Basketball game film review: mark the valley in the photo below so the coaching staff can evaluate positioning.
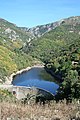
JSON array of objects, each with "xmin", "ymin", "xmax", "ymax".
[{"xmin": 0, "ymin": 16, "xmax": 80, "ymax": 120}]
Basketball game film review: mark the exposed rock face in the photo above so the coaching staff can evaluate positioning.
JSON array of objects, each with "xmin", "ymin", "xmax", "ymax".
[
  {"xmin": 24, "ymin": 16, "xmax": 80, "ymax": 37},
  {"xmin": 0, "ymin": 18, "xmax": 34, "ymax": 42},
  {"xmin": 1, "ymin": 16, "xmax": 80, "ymax": 41}
]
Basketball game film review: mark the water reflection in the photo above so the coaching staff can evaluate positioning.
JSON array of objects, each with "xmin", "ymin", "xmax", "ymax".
[{"xmin": 12, "ymin": 67, "xmax": 59, "ymax": 95}]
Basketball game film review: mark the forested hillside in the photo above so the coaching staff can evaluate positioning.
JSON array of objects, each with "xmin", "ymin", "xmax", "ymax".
[
  {"xmin": 22, "ymin": 16, "xmax": 80, "ymax": 100},
  {"xmin": 0, "ymin": 18, "xmax": 35, "ymax": 82},
  {"xmin": 0, "ymin": 16, "xmax": 80, "ymax": 100}
]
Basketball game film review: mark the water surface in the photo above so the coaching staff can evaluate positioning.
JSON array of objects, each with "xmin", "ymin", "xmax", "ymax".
[{"xmin": 12, "ymin": 67, "xmax": 59, "ymax": 95}]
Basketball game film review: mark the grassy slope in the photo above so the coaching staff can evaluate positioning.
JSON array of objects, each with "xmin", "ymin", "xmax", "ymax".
[
  {"xmin": 0, "ymin": 89, "xmax": 79, "ymax": 120},
  {"xmin": 0, "ymin": 100, "xmax": 79, "ymax": 120}
]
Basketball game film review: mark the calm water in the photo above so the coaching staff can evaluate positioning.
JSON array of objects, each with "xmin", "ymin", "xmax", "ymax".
[{"xmin": 12, "ymin": 67, "xmax": 59, "ymax": 95}]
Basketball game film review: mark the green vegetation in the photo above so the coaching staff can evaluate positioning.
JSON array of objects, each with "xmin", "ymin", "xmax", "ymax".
[
  {"xmin": 0, "ymin": 18, "xmax": 33, "ymax": 43},
  {"xmin": 0, "ymin": 16, "xmax": 80, "ymax": 101},
  {"xmin": 0, "ymin": 16, "xmax": 80, "ymax": 120},
  {"xmin": 0, "ymin": 43, "xmax": 35, "ymax": 82},
  {"xmin": 0, "ymin": 89, "xmax": 16, "ymax": 102},
  {"xmin": 23, "ymin": 20, "xmax": 80, "ymax": 101},
  {"xmin": 0, "ymin": 19, "xmax": 36, "ymax": 82}
]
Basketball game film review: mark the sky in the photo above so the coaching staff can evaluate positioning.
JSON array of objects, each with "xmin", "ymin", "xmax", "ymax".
[{"xmin": 0, "ymin": 0, "xmax": 80, "ymax": 28}]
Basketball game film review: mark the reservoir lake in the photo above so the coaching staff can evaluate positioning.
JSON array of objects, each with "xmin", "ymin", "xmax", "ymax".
[{"xmin": 12, "ymin": 67, "xmax": 59, "ymax": 95}]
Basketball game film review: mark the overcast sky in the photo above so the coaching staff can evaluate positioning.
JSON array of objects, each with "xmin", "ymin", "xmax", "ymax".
[{"xmin": 0, "ymin": 0, "xmax": 80, "ymax": 28}]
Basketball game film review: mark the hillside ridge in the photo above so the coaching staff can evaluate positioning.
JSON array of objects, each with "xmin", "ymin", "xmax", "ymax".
[{"xmin": 0, "ymin": 15, "xmax": 80, "ymax": 83}]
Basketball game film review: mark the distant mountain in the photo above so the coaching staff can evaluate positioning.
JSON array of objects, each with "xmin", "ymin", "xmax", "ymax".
[
  {"xmin": 1, "ymin": 16, "xmax": 80, "ymax": 43},
  {"xmin": 23, "ymin": 16, "xmax": 80, "ymax": 37},
  {"xmin": 0, "ymin": 18, "xmax": 35, "ymax": 49},
  {"xmin": 22, "ymin": 16, "xmax": 80, "ymax": 60}
]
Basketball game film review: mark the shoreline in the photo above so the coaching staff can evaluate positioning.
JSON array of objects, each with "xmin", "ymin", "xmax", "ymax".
[
  {"xmin": 45, "ymin": 67, "xmax": 63, "ymax": 83},
  {"xmin": 5, "ymin": 65, "xmax": 44, "ymax": 85}
]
